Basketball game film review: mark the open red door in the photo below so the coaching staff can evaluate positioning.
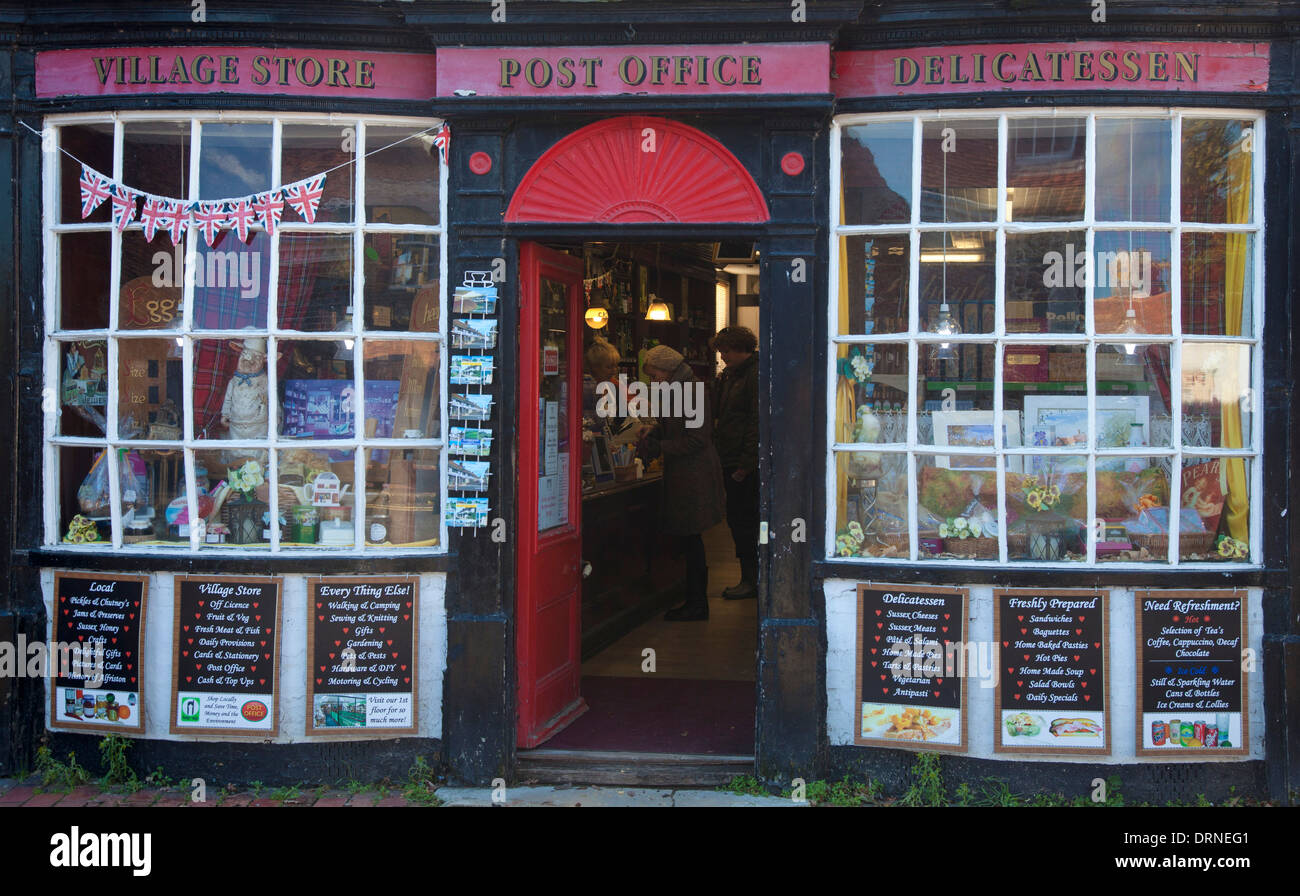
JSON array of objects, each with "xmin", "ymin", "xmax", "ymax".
[{"xmin": 516, "ymin": 243, "xmax": 587, "ymax": 747}]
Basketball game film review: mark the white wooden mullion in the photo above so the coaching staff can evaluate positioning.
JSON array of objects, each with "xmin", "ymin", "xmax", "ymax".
[
  {"xmin": 354, "ymin": 120, "xmax": 369, "ymax": 550},
  {"xmin": 437, "ymin": 122, "xmax": 451, "ymax": 552},
  {"xmin": 1250, "ymin": 114, "xmax": 1265, "ymax": 564}
]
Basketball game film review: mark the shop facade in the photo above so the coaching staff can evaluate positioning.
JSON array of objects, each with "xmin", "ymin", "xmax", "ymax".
[{"xmin": 1, "ymin": 1, "xmax": 1296, "ymax": 801}]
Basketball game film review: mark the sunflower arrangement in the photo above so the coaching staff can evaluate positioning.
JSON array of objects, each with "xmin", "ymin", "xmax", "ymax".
[{"xmin": 1021, "ymin": 476, "xmax": 1061, "ymax": 512}]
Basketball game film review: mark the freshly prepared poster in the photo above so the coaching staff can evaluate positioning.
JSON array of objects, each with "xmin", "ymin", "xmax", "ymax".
[
  {"xmin": 50, "ymin": 572, "xmax": 148, "ymax": 732},
  {"xmin": 1136, "ymin": 589, "xmax": 1247, "ymax": 756},
  {"xmin": 855, "ymin": 583, "xmax": 967, "ymax": 751},
  {"xmin": 994, "ymin": 589, "xmax": 1109, "ymax": 754},
  {"xmin": 171, "ymin": 576, "xmax": 281, "ymax": 735},
  {"xmin": 307, "ymin": 577, "xmax": 418, "ymax": 735}
]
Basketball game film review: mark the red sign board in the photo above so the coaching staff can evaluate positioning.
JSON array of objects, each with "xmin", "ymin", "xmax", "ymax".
[
  {"xmin": 36, "ymin": 46, "xmax": 437, "ymax": 100},
  {"xmin": 437, "ymin": 43, "xmax": 830, "ymax": 97},
  {"xmin": 833, "ymin": 42, "xmax": 1268, "ymax": 97}
]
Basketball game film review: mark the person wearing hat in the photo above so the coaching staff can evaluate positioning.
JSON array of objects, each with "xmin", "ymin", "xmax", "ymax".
[
  {"xmin": 711, "ymin": 326, "xmax": 760, "ymax": 600},
  {"xmin": 638, "ymin": 345, "xmax": 725, "ymax": 621},
  {"xmin": 221, "ymin": 337, "xmax": 270, "ymax": 441}
]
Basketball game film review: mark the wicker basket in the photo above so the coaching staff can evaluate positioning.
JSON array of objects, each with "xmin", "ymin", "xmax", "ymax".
[
  {"xmin": 862, "ymin": 532, "xmax": 909, "ymax": 558},
  {"xmin": 1130, "ymin": 531, "xmax": 1218, "ymax": 559},
  {"xmin": 942, "ymin": 536, "xmax": 999, "ymax": 560}
]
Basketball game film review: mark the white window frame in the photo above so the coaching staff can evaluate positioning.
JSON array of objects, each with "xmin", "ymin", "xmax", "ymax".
[
  {"xmin": 42, "ymin": 111, "xmax": 449, "ymax": 555},
  {"xmin": 827, "ymin": 108, "xmax": 1265, "ymax": 568}
]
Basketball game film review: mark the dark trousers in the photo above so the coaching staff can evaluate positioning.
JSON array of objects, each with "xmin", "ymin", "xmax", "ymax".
[
  {"xmin": 723, "ymin": 467, "xmax": 760, "ymax": 584},
  {"xmin": 680, "ymin": 533, "xmax": 707, "ymax": 607}
]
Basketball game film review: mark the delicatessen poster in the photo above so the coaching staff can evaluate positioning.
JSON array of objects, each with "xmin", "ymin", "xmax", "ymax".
[
  {"xmin": 855, "ymin": 583, "xmax": 967, "ymax": 750},
  {"xmin": 1136, "ymin": 589, "xmax": 1246, "ymax": 756},
  {"xmin": 307, "ymin": 577, "xmax": 418, "ymax": 735},
  {"xmin": 994, "ymin": 589, "xmax": 1109, "ymax": 754},
  {"xmin": 50, "ymin": 572, "xmax": 147, "ymax": 732},
  {"xmin": 171, "ymin": 576, "xmax": 281, "ymax": 735}
]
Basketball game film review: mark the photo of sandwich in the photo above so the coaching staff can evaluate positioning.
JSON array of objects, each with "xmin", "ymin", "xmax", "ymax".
[{"xmin": 1049, "ymin": 717, "xmax": 1102, "ymax": 737}]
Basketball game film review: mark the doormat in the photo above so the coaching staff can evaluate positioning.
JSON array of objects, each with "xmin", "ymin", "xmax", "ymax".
[{"xmin": 540, "ymin": 676, "xmax": 755, "ymax": 755}]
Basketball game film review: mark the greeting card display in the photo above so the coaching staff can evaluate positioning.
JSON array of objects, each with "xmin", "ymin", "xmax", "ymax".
[
  {"xmin": 854, "ymin": 583, "xmax": 968, "ymax": 751},
  {"xmin": 449, "ymin": 393, "xmax": 493, "ymax": 421},
  {"xmin": 1135, "ymin": 589, "xmax": 1246, "ymax": 756},
  {"xmin": 450, "ymin": 355, "xmax": 494, "ymax": 385},
  {"xmin": 171, "ymin": 576, "xmax": 281, "ymax": 735},
  {"xmin": 994, "ymin": 589, "xmax": 1109, "ymax": 754},
  {"xmin": 50, "ymin": 573, "xmax": 148, "ymax": 732},
  {"xmin": 307, "ymin": 577, "xmax": 418, "ymax": 735}
]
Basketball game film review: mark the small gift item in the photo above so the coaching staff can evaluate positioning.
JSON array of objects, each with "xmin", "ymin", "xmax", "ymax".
[{"xmin": 221, "ymin": 338, "xmax": 270, "ymax": 440}]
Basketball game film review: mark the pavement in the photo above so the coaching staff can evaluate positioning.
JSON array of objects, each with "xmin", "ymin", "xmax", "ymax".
[{"xmin": 0, "ymin": 777, "xmax": 803, "ymax": 807}]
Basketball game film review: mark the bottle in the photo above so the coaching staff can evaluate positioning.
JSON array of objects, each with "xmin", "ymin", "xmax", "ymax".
[{"xmin": 367, "ymin": 490, "xmax": 391, "ymax": 544}]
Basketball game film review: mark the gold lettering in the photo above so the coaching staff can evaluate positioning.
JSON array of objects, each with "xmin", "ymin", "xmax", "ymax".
[
  {"xmin": 356, "ymin": 59, "xmax": 375, "ymax": 89},
  {"xmin": 1174, "ymin": 52, "xmax": 1198, "ymax": 82},
  {"xmin": 1097, "ymin": 49, "xmax": 1118, "ymax": 81},
  {"xmin": 712, "ymin": 55, "xmax": 736, "ymax": 86},
  {"xmin": 1019, "ymin": 52, "xmax": 1045, "ymax": 82},
  {"xmin": 924, "ymin": 55, "xmax": 943, "ymax": 85},
  {"xmin": 92, "ymin": 57, "xmax": 114, "ymax": 86},
  {"xmin": 1045, "ymin": 51, "xmax": 1068, "ymax": 81},
  {"xmin": 556, "ymin": 57, "xmax": 576, "ymax": 89},
  {"xmin": 171, "ymin": 55, "xmax": 193, "ymax": 84},
  {"xmin": 193, "ymin": 54, "xmax": 216, "ymax": 85},
  {"xmin": 894, "ymin": 56, "xmax": 919, "ymax": 87},
  {"xmin": 741, "ymin": 55, "xmax": 761, "ymax": 85},
  {"xmin": 580, "ymin": 57, "xmax": 601, "ymax": 87},
  {"xmin": 326, "ymin": 57, "xmax": 350, "ymax": 88},
  {"xmin": 1074, "ymin": 51, "xmax": 1094, "ymax": 81},
  {"xmin": 993, "ymin": 52, "xmax": 1015, "ymax": 83},
  {"xmin": 1148, "ymin": 51, "xmax": 1168, "ymax": 81},
  {"xmin": 296, "ymin": 57, "xmax": 324, "ymax": 87},
  {"xmin": 500, "ymin": 58, "xmax": 521, "ymax": 88},
  {"xmin": 649, "ymin": 55, "xmax": 671, "ymax": 85},
  {"xmin": 619, "ymin": 56, "xmax": 647, "ymax": 86},
  {"xmin": 219, "ymin": 55, "xmax": 239, "ymax": 85},
  {"xmin": 949, "ymin": 55, "xmax": 969, "ymax": 84},
  {"xmin": 1122, "ymin": 51, "xmax": 1141, "ymax": 82}
]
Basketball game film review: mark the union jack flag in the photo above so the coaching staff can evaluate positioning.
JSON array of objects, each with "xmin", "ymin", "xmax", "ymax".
[
  {"xmin": 226, "ymin": 198, "xmax": 256, "ymax": 243},
  {"xmin": 78, "ymin": 165, "xmax": 113, "ymax": 219},
  {"xmin": 284, "ymin": 175, "xmax": 326, "ymax": 224},
  {"xmin": 192, "ymin": 200, "xmax": 228, "ymax": 247},
  {"xmin": 252, "ymin": 190, "xmax": 285, "ymax": 236},
  {"xmin": 432, "ymin": 125, "xmax": 450, "ymax": 164},
  {"xmin": 109, "ymin": 184, "xmax": 139, "ymax": 232},
  {"xmin": 164, "ymin": 200, "xmax": 188, "ymax": 246},
  {"xmin": 138, "ymin": 196, "xmax": 169, "ymax": 243}
]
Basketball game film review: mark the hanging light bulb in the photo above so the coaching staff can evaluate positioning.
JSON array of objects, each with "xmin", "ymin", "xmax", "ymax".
[
  {"xmin": 932, "ymin": 303, "xmax": 960, "ymax": 361},
  {"xmin": 1118, "ymin": 306, "xmax": 1141, "ymax": 362},
  {"xmin": 585, "ymin": 305, "xmax": 609, "ymax": 328},
  {"xmin": 645, "ymin": 295, "xmax": 671, "ymax": 322}
]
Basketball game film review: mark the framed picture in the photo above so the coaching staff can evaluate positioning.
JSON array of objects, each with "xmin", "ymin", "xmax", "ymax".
[
  {"xmin": 1023, "ymin": 396, "xmax": 1150, "ymax": 472},
  {"xmin": 590, "ymin": 434, "xmax": 615, "ymax": 484},
  {"xmin": 933, "ymin": 411, "xmax": 1022, "ymax": 471}
]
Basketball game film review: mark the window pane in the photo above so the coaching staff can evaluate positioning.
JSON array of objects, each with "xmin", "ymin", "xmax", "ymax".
[
  {"xmin": 58, "ymin": 340, "xmax": 108, "ymax": 437},
  {"xmin": 1095, "ymin": 119, "xmax": 1171, "ymax": 222},
  {"xmin": 919, "ymin": 345, "xmax": 994, "ymax": 447},
  {"xmin": 920, "ymin": 119, "xmax": 997, "ymax": 222},
  {"xmin": 1180, "ymin": 119, "xmax": 1254, "ymax": 224},
  {"xmin": 1097, "ymin": 343, "xmax": 1172, "ymax": 448},
  {"xmin": 124, "ymin": 121, "xmax": 189, "ymax": 203},
  {"xmin": 366, "ymin": 448, "xmax": 440, "ymax": 546},
  {"xmin": 1181, "ymin": 344, "xmax": 1252, "ymax": 449},
  {"xmin": 366, "ymin": 126, "xmax": 440, "ymax": 225},
  {"xmin": 834, "ymin": 451, "xmax": 908, "ymax": 559},
  {"xmin": 199, "ymin": 122, "xmax": 272, "ymax": 199},
  {"xmin": 837, "ymin": 234, "xmax": 908, "ymax": 336},
  {"xmin": 1181, "ymin": 232, "xmax": 1253, "ymax": 337},
  {"xmin": 282, "ymin": 124, "xmax": 354, "ymax": 223},
  {"xmin": 280, "ymin": 341, "xmax": 356, "ymax": 439},
  {"xmin": 194, "ymin": 448, "xmax": 270, "ymax": 547},
  {"xmin": 364, "ymin": 234, "xmax": 441, "ymax": 332},
  {"xmin": 1007, "ymin": 458, "xmax": 1087, "ymax": 562},
  {"xmin": 59, "ymin": 232, "xmax": 112, "ymax": 330},
  {"xmin": 58, "ymin": 446, "xmax": 110, "ymax": 545},
  {"xmin": 117, "ymin": 338, "xmax": 183, "ymax": 440},
  {"xmin": 193, "ymin": 231, "xmax": 270, "ymax": 329},
  {"xmin": 841, "ymin": 121, "xmax": 912, "ymax": 225},
  {"xmin": 59, "ymin": 122, "xmax": 114, "ymax": 224},
  {"xmin": 920, "ymin": 231, "xmax": 994, "ymax": 333},
  {"xmin": 1180, "ymin": 456, "xmax": 1250, "ymax": 562},
  {"xmin": 193, "ymin": 337, "xmax": 271, "ymax": 441},
  {"xmin": 834, "ymin": 344, "xmax": 907, "ymax": 443},
  {"xmin": 1007, "ymin": 118, "xmax": 1085, "ymax": 221},
  {"xmin": 279, "ymin": 448, "xmax": 356, "ymax": 548},
  {"xmin": 1096, "ymin": 457, "xmax": 1172, "ymax": 564},
  {"xmin": 1014, "ymin": 362, "xmax": 1089, "ymax": 448},
  {"xmin": 1006, "ymin": 231, "xmax": 1086, "ymax": 334},
  {"xmin": 120, "ymin": 230, "xmax": 184, "ymax": 330},
  {"xmin": 917, "ymin": 455, "xmax": 999, "ymax": 560},
  {"xmin": 120, "ymin": 448, "xmax": 185, "ymax": 545},
  {"xmin": 1094, "ymin": 231, "xmax": 1171, "ymax": 335},
  {"xmin": 278, "ymin": 234, "xmax": 353, "ymax": 332},
  {"xmin": 364, "ymin": 340, "xmax": 441, "ymax": 440}
]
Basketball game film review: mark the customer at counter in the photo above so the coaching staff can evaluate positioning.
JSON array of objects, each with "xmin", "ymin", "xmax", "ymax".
[
  {"xmin": 638, "ymin": 345, "xmax": 725, "ymax": 622},
  {"xmin": 711, "ymin": 326, "xmax": 760, "ymax": 601},
  {"xmin": 583, "ymin": 337, "xmax": 621, "ymax": 436}
]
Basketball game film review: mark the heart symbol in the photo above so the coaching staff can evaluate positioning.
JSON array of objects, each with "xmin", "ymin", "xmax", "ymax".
[
  {"xmin": 126, "ymin": 664, "xmax": 133, "ymax": 670},
  {"xmin": 183, "ymin": 626, "xmax": 189, "ymax": 632},
  {"xmin": 403, "ymin": 614, "xmax": 410, "ymax": 621},
  {"xmin": 343, "ymin": 627, "xmax": 350, "ymax": 634},
  {"xmin": 1007, "ymin": 667, "xmax": 1013, "ymax": 674},
  {"xmin": 318, "ymin": 616, "xmax": 324, "ymax": 622},
  {"xmin": 265, "ymin": 628, "xmax": 272, "ymax": 634},
  {"xmin": 133, "ymin": 601, "xmax": 139, "ymax": 607},
  {"xmin": 320, "ymin": 665, "xmax": 326, "ymax": 672},
  {"xmin": 329, "ymin": 653, "xmax": 335, "ymax": 659},
  {"xmin": 882, "ymin": 688, "xmax": 889, "ymax": 694},
  {"xmin": 123, "ymin": 625, "xmax": 129, "ymax": 632},
  {"xmin": 126, "ymin": 651, "xmax": 131, "ymax": 657},
  {"xmin": 933, "ymin": 691, "xmax": 939, "ymax": 698},
  {"xmin": 400, "ymin": 665, "xmax": 407, "ymax": 671},
  {"xmin": 77, "ymin": 635, "xmax": 84, "ymax": 641},
  {"xmin": 334, "ymin": 640, "xmax": 341, "ymax": 647},
  {"xmin": 62, "ymin": 609, "xmax": 68, "ymax": 615},
  {"xmin": 871, "ymin": 661, "xmax": 878, "ymax": 667},
  {"xmin": 1013, "ymin": 694, "xmax": 1020, "ymax": 700},
  {"xmin": 253, "ymin": 602, "xmax": 259, "ymax": 608},
  {"xmin": 255, "ymin": 615, "xmax": 261, "ymax": 622},
  {"xmin": 403, "ymin": 677, "xmax": 410, "ymax": 684},
  {"xmin": 259, "ymin": 640, "xmax": 266, "ymax": 647},
  {"xmin": 936, "ymin": 678, "xmax": 943, "ymax": 685},
  {"xmin": 1089, "ymin": 668, "xmax": 1096, "ymax": 675},
  {"xmin": 263, "ymin": 654, "xmax": 269, "ymax": 660},
  {"xmin": 259, "ymin": 679, "xmax": 265, "ymax": 686},
  {"xmin": 1203, "ymin": 615, "xmax": 1210, "ymax": 622},
  {"xmin": 183, "ymin": 650, "xmax": 189, "ymax": 657},
  {"xmin": 1093, "ymin": 642, "xmax": 1100, "ymax": 649},
  {"xmin": 1017, "ymin": 680, "xmax": 1023, "ymax": 687},
  {"xmin": 195, "ymin": 663, "xmax": 202, "ymax": 670},
  {"xmin": 1073, "ymin": 655, "xmax": 1079, "ymax": 661},
  {"xmin": 1081, "ymin": 681, "xmax": 1088, "ymax": 688},
  {"xmin": 1023, "ymin": 654, "xmax": 1029, "ymax": 661},
  {"xmin": 195, "ymin": 613, "xmax": 201, "ymax": 619},
  {"xmin": 60, "ymin": 597, "xmax": 66, "ymax": 603},
  {"xmin": 1083, "ymin": 695, "xmax": 1090, "ymax": 702},
  {"xmin": 1020, "ymin": 628, "xmax": 1027, "ymax": 635},
  {"xmin": 393, "ymin": 651, "xmax": 399, "ymax": 658},
  {"xmin": 880, "ymin": 674, "xmax": 886, "ymax": 680},
  {"xmin": 316, "ymin": 678, "xmax": 322, "ymax": 685},
  {"xmin": 1078, "ymin": 615, "xmax": 1085, "ymax": 622},
  {"xmin": 1172, "ymin": 615, "xmax": 1180, "ymax": 622},
  {"xmin": 379, "ymin": 627, "xmax": 386, "ymax": 633},
  {"xmin": 185, "ymin": 676, "xmax": 192, "ymax": 683},
  {"xmin": 1017, "ymin": 615, "xmax": 1024, "ymax": 622},
  {"xmin": 943, "ymin": 613, "xmax": 950, "ymax": 620},
  {"xmin": 874, "ymin": 636, "xmax": 880, "ymax": 642},
  {"xmin": 316, "ymin": 602, "xmax": 322, "ymax": 609},
  {"xmin": 870, "ymin": 648, "xmax": 877, "ymax": 655},
  {"xmin": 111, "ymin": 637, "xmax": 117, "ymax": 644},
  {"xmin": 875, "ymin": 609, "xmax": 882, "ymax": 616},
  {"xmin": 198, "ymin": 600, "xmax": 205, "ymax": 607},
  {"xmin": 1076, "ymin": 628, "xmax": 1082, "ymax": 635},
  {"xmin": 129, "ymin": 676, "xmax": 136, "ymax": 683},
  {"xmin": 128, "ymin": 613, "xmax": 134, "ymax": 620},
  {"xmin": 387, "ymin": 639, "xmax": 393, "ymax": 646},
  {"xmin": 876, "ymin": 622, "xmax": 883, "ymax": 629},
  {"xmin": 250, "ymin": 665, "xmax": 256, "ymax": 673},
  {"xmin": 1002, "ymin": 641, "xmax": 1009, "ymax": 647},
  {"xmin": 941, "ymin": 626, "xmax": 948, "ymax": 633},
  {"xmin": 406, "ymin": 601, "xmax": 412, "ymax": 608}
]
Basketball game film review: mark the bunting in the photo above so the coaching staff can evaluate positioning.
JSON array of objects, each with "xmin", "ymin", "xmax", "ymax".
[
  {"xmin": 78, "ymin": 165, "xmax": 112, "ymax": 218},
  {"xmin": 284, "ymin": 175, "xmax": 325, "ymax": 225},
  {"xmin": 109, "ymin": 184, "xmax": 139, "ymax": 232},
  {"xmin": 432, "ymin": 124, "xmax": 450, "ymax": 164}
]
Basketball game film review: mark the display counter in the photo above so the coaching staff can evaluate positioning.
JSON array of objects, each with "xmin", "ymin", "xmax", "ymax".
[{"xmin": 580, "ymin": 473, "xmax": 685, "ymax": 658}]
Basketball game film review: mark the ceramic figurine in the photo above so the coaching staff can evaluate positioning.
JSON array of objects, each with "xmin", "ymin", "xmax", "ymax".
[{"xmin": 221, "ymin": 337, "xmax": 269, "ymax": 440}]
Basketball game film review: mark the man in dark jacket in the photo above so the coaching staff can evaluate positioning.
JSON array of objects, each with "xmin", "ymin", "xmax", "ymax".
[{"xmin": 711, "ymin": 327, "xmax": 760, "ymax": 600}]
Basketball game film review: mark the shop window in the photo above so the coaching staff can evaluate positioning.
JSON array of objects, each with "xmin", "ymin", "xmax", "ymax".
[
  {"xmin": 45, "ymin": 114, "xmax": 447, "ymax": 552},
  {"xmin": 830, "ymin": 112, "xmax": 1261, "ymax": 566}
]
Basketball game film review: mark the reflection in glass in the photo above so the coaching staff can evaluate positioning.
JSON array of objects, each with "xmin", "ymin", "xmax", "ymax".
[
  {"xmin": 278, "ymin": 234, "xmax": 353, "ymax": 332},
  {"xmin": 1005, "ymin": 231, "xmax": 1085, "ymax": 333},
  {"xmin": 1181, "ymin": 232, "xmax": 1253, "ymax": 337},
  {"xmin": 193, "ymin": 231, "xmax": 270, "ymax": 329},
  {"xmin": 282, "ymin": 124, "xmax": 355, "ymax": 223},
  {"xmin": 1095, "ymin": 119, "xmax": 1171, "ymax": 222},
  {"xmin": 60, "ymin": 123, "xmax": 115, "ymax": 224},
  {"xmin": 124, "ymin": 121, "xmax": 190, "ymax": 202},
  {"xmin": 1006, "ymin": 456, "xmax": 1087, "ymax": 562},
  {"xmin": 920, "ymin": 119, "xmax": 997, "ymax": 222},
  {"xmin": 920, "ymin": 231, "xmax": 994, "ymax": 334},
  {"xmin": 120, "ymin": 230, "xmax": 184, "ymax": 330},
  {"xmin": 117, "ymin": 338, "xmax": 184, "ymax": 440},
  {"xmin": 1094, "ymin": 231, "xmax": 1171, "ymax": 334},
  {"xmin": 58, "ymin": 340, "xmax": 108, "ymax": 438},
  {"xmin": 1007, "ymin": 118, "xmax": 1085, "ymax": 221},
  {"xmin": 364, "ymin": 234, "xmax": 441, "ymax": 332},
  {"xmin": 1181, "ymin": 119, "xmax": 1254, "ymax": 224},
  {"xmin": 60, "ymin": 232, "xmax": 112, "ymax": 330},
  {"xmin": 366, "ymin": 126, "xmax": 440, "ymax": 225},
  {"xmin": 837, "ymin": 234, "xmax": 908, "ymax": 336},
  {"xmin": 366, "ymin": 449, "xmax": 440, "ymax": 546},
  {"xmin": 118, "ymin": 448, "xmax": 185, "ymax": 545},
  {"xmin": 364, "ymin": 340, "xmax": 441, "ymax": 440},
  {"xmin": 199, "ymin": 122, "xmax": 272, "ymax": 200},
  {"xmin": 841, "ymin": 121, "xmax": 912, "ymax": 225},
  {"xmin": 1095, "ymin": 457, "xmax": 1172, "ymax": 564},
  {"xmin": 1181, "ymin": 344, "xmax": 1252, "ymax": 450},
  {"xmin": 834, "ymin": 344, "xmax": 907, "ymax": 445},
  {"xmin": 917, "ymin": 455, "xmax": 999, "ymax": 560}
]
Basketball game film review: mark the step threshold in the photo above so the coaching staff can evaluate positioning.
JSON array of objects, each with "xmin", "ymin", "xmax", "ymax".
[{"xmin": 517, "ymin": 749, "xmax": 756, "ymax": 787}]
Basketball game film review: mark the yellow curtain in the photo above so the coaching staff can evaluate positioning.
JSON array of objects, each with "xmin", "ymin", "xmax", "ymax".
[
  {"xmin": 1220, "ymin": 135, "xmax": 1250, "ymax": 543},
  {"xmin": 835, "ymin": 200, "xmax": 854, "ymax": 531}
]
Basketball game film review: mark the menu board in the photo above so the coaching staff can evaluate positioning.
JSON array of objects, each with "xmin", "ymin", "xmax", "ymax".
[
  {"xmin": 854, "ymin": 583, "xmax": 967, "ymax": 751},
  {"xmin": 994, "ymin": 589, "xmax": 1109, "ymax": 754},
  {"xmin": 1136, "ymin": 589, "xmax": 1247, "ymax": 757},
  {"xmin": 170, "ymin": 576, "xmax": 281, "ymax": 736},
  {"xmin": 50, "ymin": 572, "xmax": 148, "ymax": 732},
  {"xmin": 307, "ymin": 577, "xmax": 418, "ymax": 736}
]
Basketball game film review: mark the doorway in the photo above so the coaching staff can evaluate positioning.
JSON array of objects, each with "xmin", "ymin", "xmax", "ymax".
[{"xmin": 515, "ymin": 239, "xmax": 761, "ymax": 762}]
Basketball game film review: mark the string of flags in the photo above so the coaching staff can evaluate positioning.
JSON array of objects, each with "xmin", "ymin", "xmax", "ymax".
[{"xmin": 74, "ymin": 122, "xmax": 450, "ymax": 248}]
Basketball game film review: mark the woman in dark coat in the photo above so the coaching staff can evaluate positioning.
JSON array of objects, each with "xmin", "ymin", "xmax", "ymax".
[{"xmin": 639, "ymin": 345, "xmax": 725, "ymax": 621}]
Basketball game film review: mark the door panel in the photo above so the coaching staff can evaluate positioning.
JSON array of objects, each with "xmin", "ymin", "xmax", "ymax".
[{"xmin": 517, "ymin": 243, "xmax": 586, "ymax": 747}]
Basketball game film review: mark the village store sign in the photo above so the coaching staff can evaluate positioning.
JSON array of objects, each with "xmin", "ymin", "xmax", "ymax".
[{"xmin": 36, "ymin": 47, "xmax": 438, "ymax": 100}]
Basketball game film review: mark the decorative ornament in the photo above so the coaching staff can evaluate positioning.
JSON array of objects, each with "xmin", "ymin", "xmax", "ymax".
[
  {"xmin": 138, "ymin": 196, "xmax": 169, "ymax": 243},
  {"xmin": 78, "ymin": 165, "xmax": 113, "ymax": 218},
  {"xmin": 192, "ymin": 200, "xmax": 228, "ymax": 247},
  {"xmin": 284, "ymin": 175, "xmax": 325, "ymax": 224},
  {"xmin": 252, "ymin": 190, "xmax": 285, "ymax": 236},
  {"xmin": 227, "ymin": 198, "xmax": 256, "ymax": 243},
  {"xmin": 109, "ymin": 184, "xmax": 139, "ymax": 232}
]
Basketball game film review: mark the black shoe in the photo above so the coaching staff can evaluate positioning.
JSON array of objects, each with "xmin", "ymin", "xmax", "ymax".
[
  {"xmin": 721, "ymin": 580, "xmax": 748, "ymax": 597},
  {"xmin": 723, "ymin": 581, "xmax": 757, "ymax": 600},
  {"xmin": 664, "ymin": 602, "xmax": 709, "ymax": 621}
]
